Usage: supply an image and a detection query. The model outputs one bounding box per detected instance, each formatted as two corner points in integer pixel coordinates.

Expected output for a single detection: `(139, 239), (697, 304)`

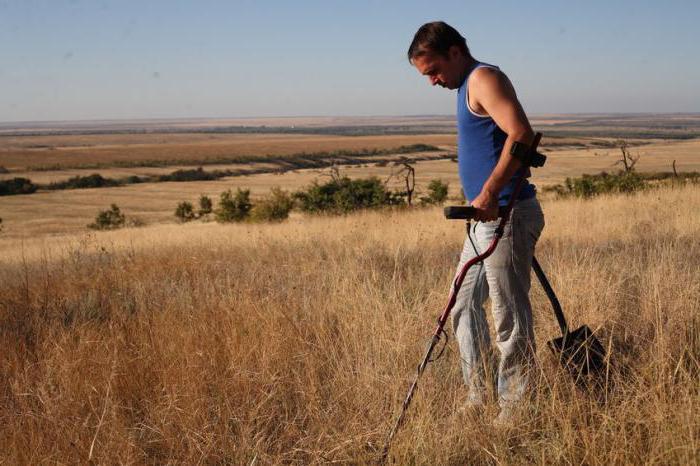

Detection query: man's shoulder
(470, 66), (507, 88)
(468, 65), (515, 110)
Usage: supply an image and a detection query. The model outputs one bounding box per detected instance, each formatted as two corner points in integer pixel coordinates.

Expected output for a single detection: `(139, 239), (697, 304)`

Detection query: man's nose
(429, 75), (439, 86)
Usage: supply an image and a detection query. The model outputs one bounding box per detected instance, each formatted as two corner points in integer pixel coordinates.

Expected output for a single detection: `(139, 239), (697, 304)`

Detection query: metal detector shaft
(379, 228), (507, 463)
(379, 133), (542, 463)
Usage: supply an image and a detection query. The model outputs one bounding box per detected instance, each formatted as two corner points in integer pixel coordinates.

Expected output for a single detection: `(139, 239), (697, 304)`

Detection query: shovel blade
(547, 325), (606, 380)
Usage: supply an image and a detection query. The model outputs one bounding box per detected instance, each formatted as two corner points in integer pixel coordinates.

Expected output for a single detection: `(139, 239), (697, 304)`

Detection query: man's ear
(448, 45), (461, 60)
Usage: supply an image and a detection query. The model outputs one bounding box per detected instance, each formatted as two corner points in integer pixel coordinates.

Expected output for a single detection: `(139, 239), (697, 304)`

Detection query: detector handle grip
(443, 205), (510, 220)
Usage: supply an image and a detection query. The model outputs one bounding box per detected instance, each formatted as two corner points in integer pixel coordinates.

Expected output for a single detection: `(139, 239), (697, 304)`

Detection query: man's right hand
(470, 189), (499, 222)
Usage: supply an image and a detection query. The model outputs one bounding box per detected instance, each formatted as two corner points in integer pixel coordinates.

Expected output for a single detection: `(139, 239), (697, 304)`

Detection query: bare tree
(314, 164), (343, 182)
(396, 162), (416, 206)
(383, 160), (416, 206)
(614, 140), (640, 173)
(328, 165), (342, 182)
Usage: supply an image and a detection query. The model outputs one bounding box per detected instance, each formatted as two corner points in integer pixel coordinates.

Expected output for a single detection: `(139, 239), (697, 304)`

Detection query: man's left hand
(471, 190), (499, 222)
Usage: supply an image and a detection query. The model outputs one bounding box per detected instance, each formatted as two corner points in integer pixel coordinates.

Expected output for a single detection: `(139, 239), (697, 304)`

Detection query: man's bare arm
(469, 67), (534, 221)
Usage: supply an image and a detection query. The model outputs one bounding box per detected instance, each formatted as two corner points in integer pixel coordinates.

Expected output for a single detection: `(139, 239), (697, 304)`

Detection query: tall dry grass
(1, 184), (699, 464)
(0, 133), (455, 171)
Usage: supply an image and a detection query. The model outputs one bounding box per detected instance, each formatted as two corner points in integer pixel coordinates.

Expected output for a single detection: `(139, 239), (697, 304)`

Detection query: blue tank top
(457, 62), (535, 205)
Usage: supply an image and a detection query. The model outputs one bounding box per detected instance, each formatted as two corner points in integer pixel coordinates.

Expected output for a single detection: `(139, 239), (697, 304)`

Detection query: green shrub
(640, 171), (700, 183)
(198, 195), (213, 216)
(395, 143), (440, 153)
(251, 187), (294, 222)
(215, 188), (252, 222)
(88, 204), (126, 230)
(545, 171), (647, 199)
(0, 178), (38, 196)
(175, 201), (196, 222)
(48, 173), (120, 190)
(159, 167), (219, 182)
(293, 176), (400, 214)
(333, 177), (389, 212)
(123, 175), (146, 184)
(421, 179), (449, 204)
(564, 175), (598, 198)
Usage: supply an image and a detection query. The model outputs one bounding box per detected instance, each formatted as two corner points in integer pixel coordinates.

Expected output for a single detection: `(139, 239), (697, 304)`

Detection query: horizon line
(2, 111), (700, 127)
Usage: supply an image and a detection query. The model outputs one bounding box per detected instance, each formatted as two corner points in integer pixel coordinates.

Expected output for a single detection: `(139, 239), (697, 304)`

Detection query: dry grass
(1, 183), (698, 464)
(535, 138), (700, 185)
(0, 149), (447, 186)
(0, 133), (456, 171)
(0, 156), (452, 240)
(2, 137), (700, 240)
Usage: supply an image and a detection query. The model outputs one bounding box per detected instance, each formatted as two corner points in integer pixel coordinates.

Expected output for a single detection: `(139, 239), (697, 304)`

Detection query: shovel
(531, 257), (607, 381)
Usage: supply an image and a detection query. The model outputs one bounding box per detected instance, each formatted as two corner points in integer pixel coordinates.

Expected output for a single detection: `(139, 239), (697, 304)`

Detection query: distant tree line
(1, 144), (447, 196)
(4, 126), (453, 138)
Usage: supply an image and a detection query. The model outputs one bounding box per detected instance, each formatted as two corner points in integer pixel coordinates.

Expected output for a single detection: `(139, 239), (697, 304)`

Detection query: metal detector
(379, 133), (546, 463)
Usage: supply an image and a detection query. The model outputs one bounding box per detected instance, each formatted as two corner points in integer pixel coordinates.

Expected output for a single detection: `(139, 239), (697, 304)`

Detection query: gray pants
(452, 196), (545, 406)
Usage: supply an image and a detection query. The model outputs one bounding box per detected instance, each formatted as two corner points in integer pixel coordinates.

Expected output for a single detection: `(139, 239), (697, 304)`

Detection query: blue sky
(1, 0), (698, 122)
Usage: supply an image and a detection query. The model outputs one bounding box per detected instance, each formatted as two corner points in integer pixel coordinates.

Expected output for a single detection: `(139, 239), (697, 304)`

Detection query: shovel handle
(532, 256), (569, 335)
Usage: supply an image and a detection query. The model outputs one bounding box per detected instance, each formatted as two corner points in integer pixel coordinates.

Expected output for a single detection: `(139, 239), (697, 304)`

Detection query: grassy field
(1, 183), (698, 464)
(1, 136), (700, 240)
(1, 116), (699, 462)
(0, 133), (456, 171)
(3, 113), (698, 241)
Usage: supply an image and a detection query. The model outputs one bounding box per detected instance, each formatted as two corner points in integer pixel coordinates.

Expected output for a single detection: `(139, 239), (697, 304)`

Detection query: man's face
(412, 47), (464, 90)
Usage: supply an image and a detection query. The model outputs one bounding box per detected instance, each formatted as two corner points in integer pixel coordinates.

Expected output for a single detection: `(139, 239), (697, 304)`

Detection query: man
(408, 21), (545, 423)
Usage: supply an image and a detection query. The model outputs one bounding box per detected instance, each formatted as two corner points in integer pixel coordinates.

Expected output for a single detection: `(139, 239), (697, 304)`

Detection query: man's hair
(407, 21), (470, 63)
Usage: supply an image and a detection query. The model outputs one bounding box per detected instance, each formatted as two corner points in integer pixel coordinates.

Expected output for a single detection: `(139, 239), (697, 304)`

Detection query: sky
(1, 0), (699, 122)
